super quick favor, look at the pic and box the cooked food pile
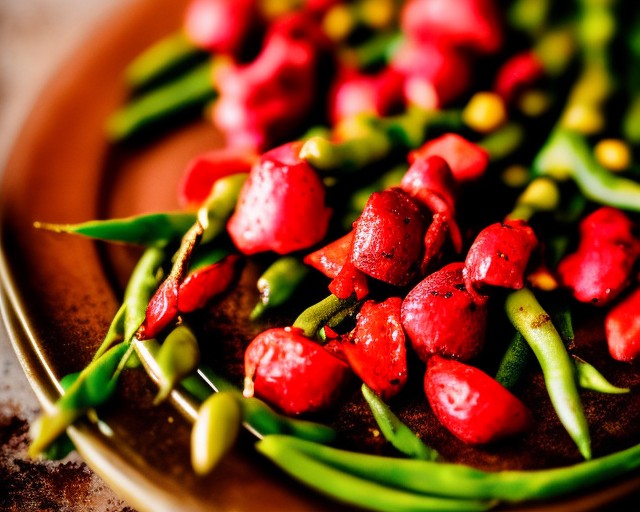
[29,0,640,510]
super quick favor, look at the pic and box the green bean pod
[505,288,591,460]
[154,325,201,404]
[495,332,533,390]
[362,384,438,461]
[106,60,216,142]
[533,129,640,212]
[125,31,208,90]
[292,294,360,339]
[191,391,242,476]
[250,256,310,319]
[122,247,167,342]
[257,434,640,503]
[257,436,496,512]
[573,356,630,395]
[35,212,197,247]
[29,341,130,458]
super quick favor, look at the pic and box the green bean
[198,173,248,243]
[123,247,166,342]
[362,384,438,461]
[125,31,208,90]
[533,128,640,212]
[573,356,630,395]
[477,123,524,161]
[257,436,496,512]
[34,212,197,247]
[106,60,216,142]
[250,256,310,319]
[291,294,360,339]
[495,332,533,390]
[505,288,591,460]
[299,108,462,173]
[29,341,130,457]
[257,434,640,502]
[191,391,242,476]
[154,325,201,404]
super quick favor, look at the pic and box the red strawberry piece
[304,231,354,279]
[349,188,427,287]
[178,148,258,209]
[493,50,545,103]
[606,284,640,362]
[425,355,533,444]
[391,40,472,109]
[243,327,351,415]
[400,154,462,254]
[339,297,408,400]
[401,0,503,55]
[329,65,405,123]
[227,142,332,255]
[328,260,370,300]
[212,12,331,149]
[177,254,240,313]
[183,0,261,56]
[557,207,640,306]
[464,219,538,296]
[401,262,488,361]
[410,133,490,182]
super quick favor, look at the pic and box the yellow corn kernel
[594,139,631,172]
[323,4,355,41]
[360,0,395,29]
[462,92,507,133]
[561,103,604,134]
[501,165,530,188]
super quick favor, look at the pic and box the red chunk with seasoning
[424,355,533,444]
[212,12,332,150]
[464,219,538,296]
[183,0,262,56]
[401,262,488,361]
[410,133,490,182]
[227,142,332,255]
[178,147,257,208]
[332,188,427,296]
[338,297,408,400]
[605,284,640,362]
[304,231,353,279]
[391,40,472,109]
[401,0,503,55]
[243,327,351,415]
[557,207,640,306]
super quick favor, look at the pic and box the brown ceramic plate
[1,0,639,511]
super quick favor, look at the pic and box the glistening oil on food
[27,0,640,510]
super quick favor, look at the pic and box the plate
[0,0,639,511]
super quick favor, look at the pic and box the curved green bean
[257,434,640,502]
[257,436,496,512]
[362,384,438,461]
[505,288,591,460]
[35,212,196,247]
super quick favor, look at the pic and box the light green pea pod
[573,356,630,395]
[191,391,242,476]
[154,325,201,405]
[362,384,438,461]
